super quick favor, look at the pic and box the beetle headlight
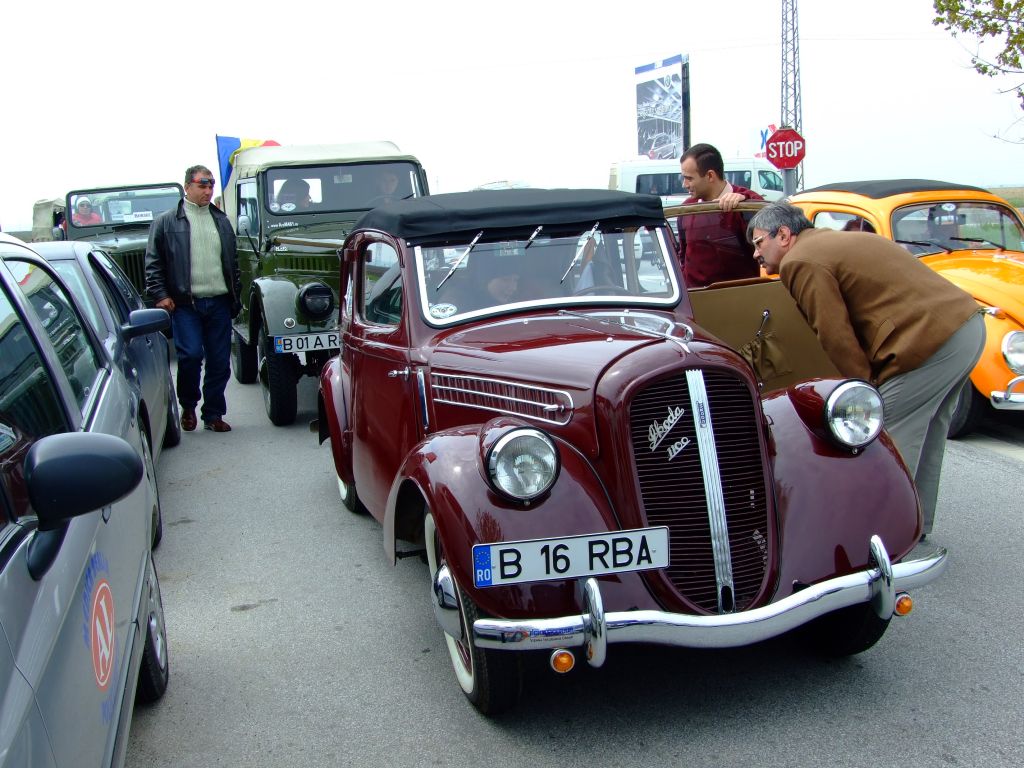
[1003,331,1024,374]
[297,282,335,320]
[487,428,559,501]
[825,381,883,449]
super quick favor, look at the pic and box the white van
[609,157,784,202]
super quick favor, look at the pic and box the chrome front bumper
[432,535,947,669]
[991,375,1024,410]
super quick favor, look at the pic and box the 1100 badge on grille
[472,527,669,587]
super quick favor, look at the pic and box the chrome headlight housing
[1003,330,1024,374]
[297,281,335,320]
[487,428,560,502]
[825,381,884,449]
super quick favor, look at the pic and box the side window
[238,180,260,235]
[0,282,68,522]
[362,243,402,326]
[759,170,783,192]
[49,260,106,338]
[92,250,143,320]
[5,259,103,414]
[811,211,876,233]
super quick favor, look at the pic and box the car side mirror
[51,226,66,241]
[238,214,252,235]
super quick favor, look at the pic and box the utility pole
[780,0,803,195]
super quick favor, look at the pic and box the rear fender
[385,425,628,618]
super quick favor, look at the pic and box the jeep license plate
[472,527,669,587]
[273,331,340,354]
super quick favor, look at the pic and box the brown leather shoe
[203,418,232,433]
[181,407,197,431]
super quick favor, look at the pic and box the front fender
[763,385,921,598]
[252,277,302,337]
[318,355,353,484]
[385,427,640,619]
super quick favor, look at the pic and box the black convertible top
[354,189,665,243]
[801,179,990,199]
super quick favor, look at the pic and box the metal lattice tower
[780,0,803,190]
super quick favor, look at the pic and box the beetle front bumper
[433,535,946,668]
[991,375,1024,410]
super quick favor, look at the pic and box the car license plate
[472,527,669,587]
[273,331,339,354]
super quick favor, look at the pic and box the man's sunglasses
[191,178,215,188]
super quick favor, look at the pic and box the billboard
[635,54,689,160]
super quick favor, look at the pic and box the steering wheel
[572,284,632,296]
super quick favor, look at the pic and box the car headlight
[487,428,560,501]
[297,282,335,320]
[1003,331,1024,374]
[825,381,883,449]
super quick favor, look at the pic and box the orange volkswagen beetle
[790,180,1024,436]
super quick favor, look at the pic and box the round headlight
[1002,330,1024,374]
[487,429,559,501]
[298,282,335,320]
[825,381,883,449]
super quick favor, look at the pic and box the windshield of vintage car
[892,202,1024,255]
[266,162,423,215]
[67,185,182,229]
[416,225,678,325]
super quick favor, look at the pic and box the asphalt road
[126,371,1024,768]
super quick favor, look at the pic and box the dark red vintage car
[317,189,946,715]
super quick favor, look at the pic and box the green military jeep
[221,142,429,426]
[57,183,184,301]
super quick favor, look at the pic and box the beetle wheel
[424,511,522,715]
[947,380,987,439]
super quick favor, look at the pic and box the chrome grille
[630,369,769,613]
[431,374,573,425]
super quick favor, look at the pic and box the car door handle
[388,367,411,380]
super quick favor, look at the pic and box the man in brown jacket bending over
[748,202,985,538]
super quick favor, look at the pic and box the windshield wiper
[435,230,483,291]
[950,236,1005,250]
[894,239,952,254]
[561,222,599,283]
[524,225,543,249]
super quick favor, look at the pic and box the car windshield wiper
[894,239,952,254]
[435,231,483,291]
[561,222,599,283]
[950,236,1005,250]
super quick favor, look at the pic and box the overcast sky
[2,0,1021,231]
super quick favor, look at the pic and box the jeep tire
[232,329,258,384]
[258,325,298,426]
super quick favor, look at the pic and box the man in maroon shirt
[676,143,764,287]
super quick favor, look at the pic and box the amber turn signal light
[550,649,576,674]
[894,592,913,616]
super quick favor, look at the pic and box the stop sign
[764,128,806,170]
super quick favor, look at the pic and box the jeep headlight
[1003,331,1024,374]
[825,381,883,449]
[487,428,559,501]
[298,282,335,320]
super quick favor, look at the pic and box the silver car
[0,234,169,767]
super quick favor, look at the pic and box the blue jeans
[172,295,232,424]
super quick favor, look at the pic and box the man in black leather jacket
[145,165,240,433]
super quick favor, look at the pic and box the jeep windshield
[66,184,183,230]
[892,201,1024,255]
[415,224,680,326]
[265,162,424,216]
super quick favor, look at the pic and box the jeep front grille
[273,254,339,274]
[116,248,147,298]
[431,373,573,425]
[630,369,769,613]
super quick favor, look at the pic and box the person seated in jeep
[72,197,102,226]
[276,179,313,211]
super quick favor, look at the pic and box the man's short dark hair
[681,143,725,179]
[185,165,213,186]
